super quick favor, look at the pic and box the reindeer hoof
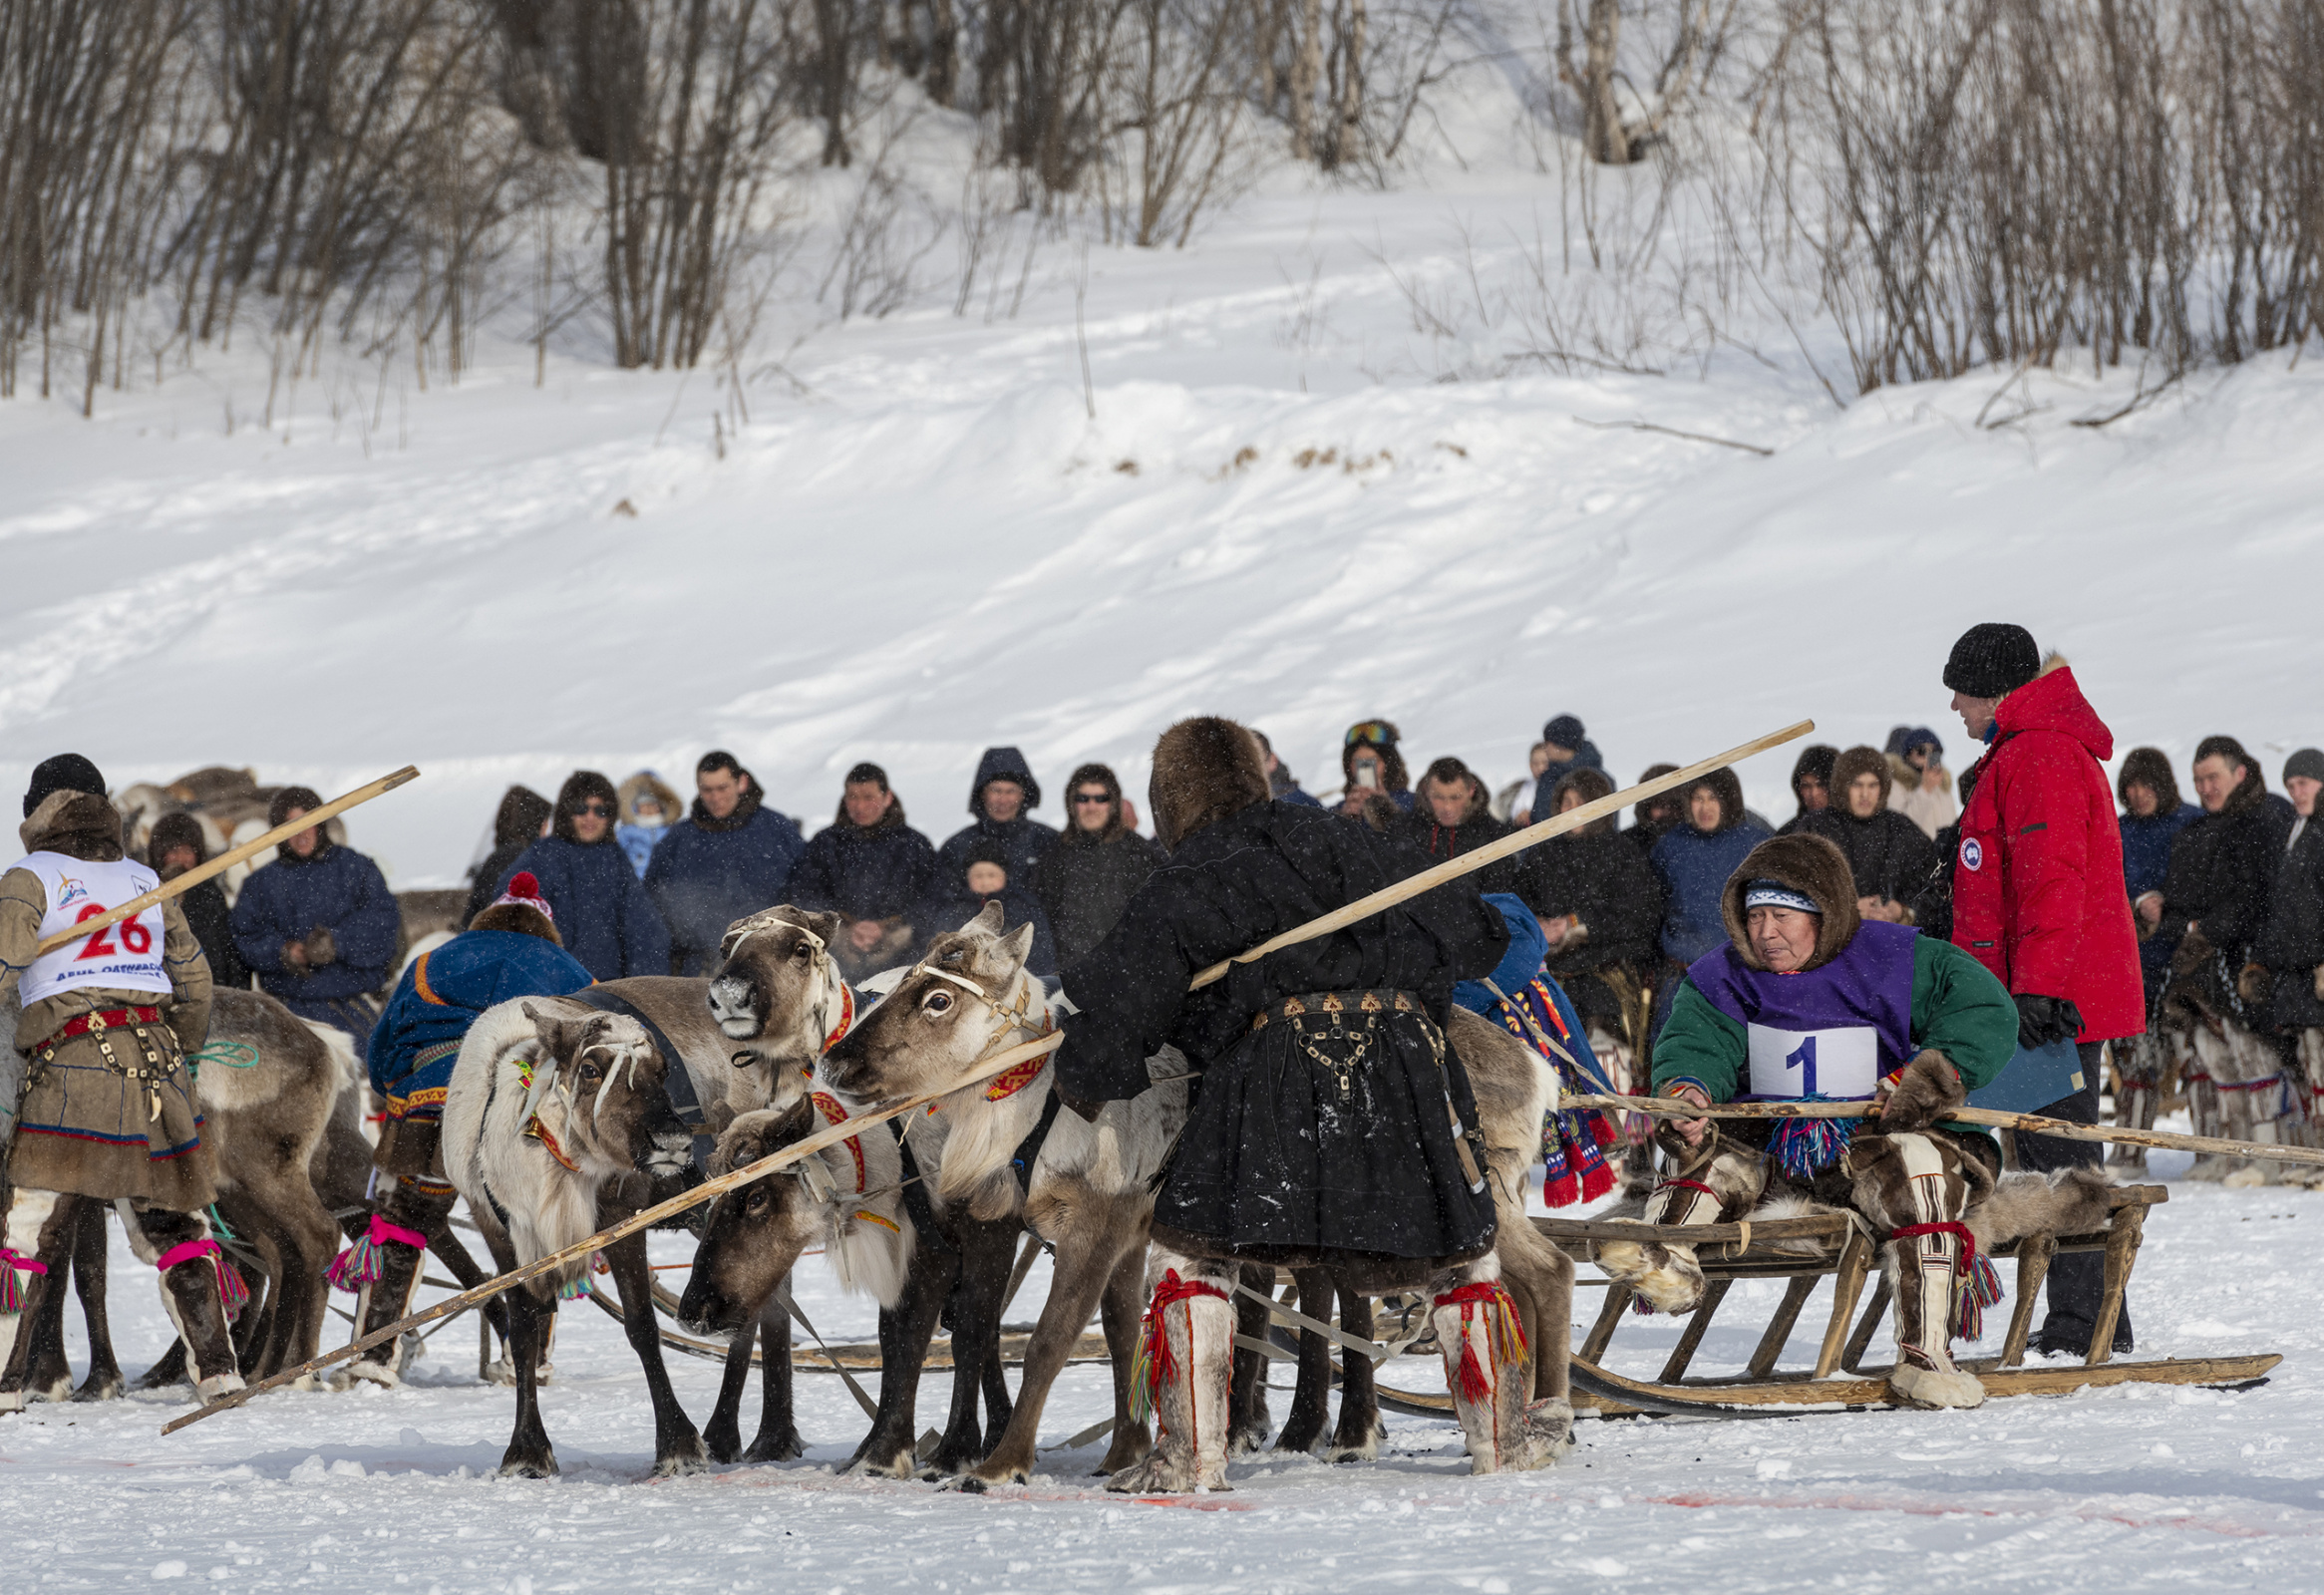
[335,1359,401,1392]
[498,1451,560,1479]
[0,1389,25,1415]
[742,1429,804,1463]
[846,1445,917,1479]
[653,1439,711,1478]
[194,1373,246,1403]
[955,1475,990,1494]
[2224,1164,2269,1189]
[72,1376,126,1404]
[1325,1425,1385,1463]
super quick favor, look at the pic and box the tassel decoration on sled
[324,1215,430,1294]
[0,1248,49,1314]
[1769,1096,1855,1179]
[1435,1280,1527,1403]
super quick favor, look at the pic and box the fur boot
[1107,1254,1235,1493]
[1431,1268,1570,1473]
[337,1177,455,1390]
[0,1189,64,1413]
[117,1202,244,1402]
[1845,1132,1984,1410]
[1594,1129,1767,1315]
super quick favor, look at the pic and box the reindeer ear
[803,909,843,947]
[991,920,1035,976]
[969,899,1006,936]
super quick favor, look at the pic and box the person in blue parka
[229,786,403,1059]
[645,752,807,975]
[499,771,673,980]
[341,872,593,1388]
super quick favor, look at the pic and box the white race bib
[9,852,170,1001]
[1747,1023,1878,1101]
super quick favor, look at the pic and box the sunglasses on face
[575,801,610,817]
[1074,792,1112,805]
[1345,721,1396,749]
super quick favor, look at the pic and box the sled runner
[1377,1185,2276,1419]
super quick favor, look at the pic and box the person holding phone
[1336,719,1413,818]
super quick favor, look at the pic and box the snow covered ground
[5,1140,2320,1594]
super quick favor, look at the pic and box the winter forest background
[2,0,2319,883]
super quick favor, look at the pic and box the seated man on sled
[1599,831,2097,1410]
[1055,718,1569,1489]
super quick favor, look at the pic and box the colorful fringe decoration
[558,1253,607,1300]
[1769,1096,1857,1179]
[157,1238,249,1323]
[1435,1281,1528,1404]
[0,1248,48,1315]
[1890,1220,2004,1340]
[1494,978,1618,1208]
[324,1215,430,1294]
[1130,1270,1227,1426]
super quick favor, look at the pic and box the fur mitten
[2238,962,2272,1006]
[304,927,338,967]
[1879,1050,1965,1131]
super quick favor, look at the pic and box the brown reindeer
[441,1000,702,1477]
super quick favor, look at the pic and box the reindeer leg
[427,1227,510,1343]
[604,1230,708,1477]
[846,1247,954,1477]
[1094,1245,1154,1476]
[979,1328,1014,1441]
[499,1284,558,1478]
[266,1172,342,1387]
[924,1220,1017,1477]
[704,1318,755,1464]
[964,1195,1145,1488]
[1227,1263,1272,1453]
[22,1197,77,1404]
[72,1198,124,1402]
[0,1190,72,1412]
[1326,1279,1384,1463]
[744,1277,804,1463]
[1273,1268,1333,1456]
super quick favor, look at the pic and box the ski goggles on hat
[1344,720,1400,748]
[1743,880,1822,915]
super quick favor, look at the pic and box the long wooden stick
[1188,720,1815,990]
[161,1030,1064,1435]
[1560,1093,2324,1168]
[41,767,422,955]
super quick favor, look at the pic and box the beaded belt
[30,1005,179,1122]
[1250,989,1422,1031]
[30,1006,164,1053]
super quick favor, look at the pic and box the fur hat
[1943,623,2041,700]
[23,753,106,819]
[1683,767,1749,834]
[551,771,619,843]
[618,770,683,828]
[470,870,561,943]
[1149,717,1270,851]
[1547,767,1617,834]
[2116,747,2180,812]
[148,811,208,870]
[1060,762,1130,843]
[1831,746,1892,810]
[20,790,126,861]
[1719,832,1861,972]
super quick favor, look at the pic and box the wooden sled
[1379,1184,2279,1419]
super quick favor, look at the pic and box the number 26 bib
[1746,1023,1878,1102]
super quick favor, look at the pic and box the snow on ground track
[5,1151,2321,1593]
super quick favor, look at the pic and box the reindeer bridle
[720,911,855,1054]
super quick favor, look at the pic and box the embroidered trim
[852,1209,899,1234]
[413,952,445,1006]
[811,1092,868,1192]
[984,1055,1049,1101]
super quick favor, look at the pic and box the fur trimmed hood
[19,790,126,860]
[1719,831,1862,971]
[1149,717,1270,851]
[1832,746,1892,811]
[618,770,684,829]
[1056,762,1131,845]
[1685,767,1751,834]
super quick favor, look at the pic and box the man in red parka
[1945,623,2145,1356]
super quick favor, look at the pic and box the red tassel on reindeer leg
[1110,1265,1234,1494]
[1433,1273,1569,1473]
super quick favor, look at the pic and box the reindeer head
[823,902,1036,1103]
[517,1003,696,1190]
[676,1103,833,1337]
[707,906,849,1092]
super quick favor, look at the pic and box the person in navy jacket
[500,772,673,980]
[230,786,401,1058]
[646,752,806,974]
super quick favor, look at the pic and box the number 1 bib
[9,850,170,1000]
[1746,1023,1879,1102]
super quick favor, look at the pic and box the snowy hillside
[5,150,2320,885]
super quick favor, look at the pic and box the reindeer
[676,1099,916,1454]
[440,1001,700,1477]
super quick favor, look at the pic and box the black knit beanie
[1942,623,2041,700]
[2284,749,2324,787]
[24,753,107,818]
